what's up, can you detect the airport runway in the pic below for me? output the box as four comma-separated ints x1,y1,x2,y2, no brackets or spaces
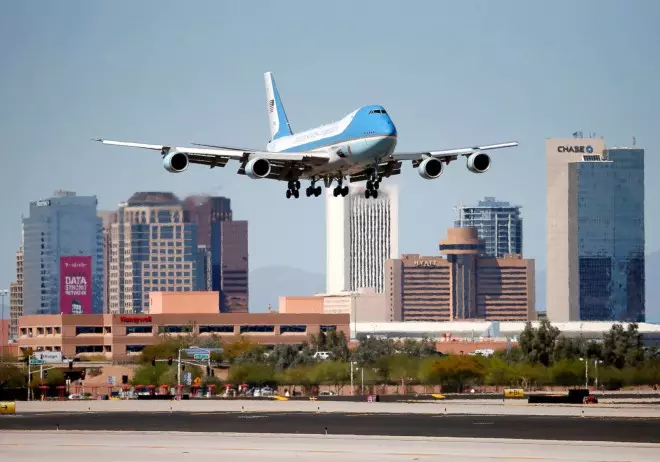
1,431,659,462
12,399,660,417
1,411,659,443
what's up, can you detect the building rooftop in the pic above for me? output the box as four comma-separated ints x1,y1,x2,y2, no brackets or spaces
125,192,180,206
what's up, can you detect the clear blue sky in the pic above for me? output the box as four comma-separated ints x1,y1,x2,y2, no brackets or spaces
1,1,658,318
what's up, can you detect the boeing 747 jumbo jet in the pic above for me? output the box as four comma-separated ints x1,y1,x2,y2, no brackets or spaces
96,72,518,199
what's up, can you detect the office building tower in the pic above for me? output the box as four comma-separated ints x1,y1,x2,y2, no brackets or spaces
546,138,645,322
219,220,249,312
326,184,399,294
184,195,249,312
9,246,24,341
22,191,104,316
98,210,118,313
386,228,535,322
454,197,523,258
183,196,232,247
108,192,200,314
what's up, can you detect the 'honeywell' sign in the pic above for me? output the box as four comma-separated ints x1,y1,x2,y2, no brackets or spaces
120,315,152,323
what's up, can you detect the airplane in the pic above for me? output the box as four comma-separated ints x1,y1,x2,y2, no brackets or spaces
96,72,518,199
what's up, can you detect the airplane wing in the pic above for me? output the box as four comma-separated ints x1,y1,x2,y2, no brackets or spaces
94,139,329,181
389,141,519,163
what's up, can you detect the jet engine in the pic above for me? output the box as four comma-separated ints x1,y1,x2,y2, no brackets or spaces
466,152,491,173
163,151,189,173
245,158,271,179
417,157,444,179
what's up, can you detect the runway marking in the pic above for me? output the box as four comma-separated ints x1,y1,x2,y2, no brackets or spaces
0,441,641,460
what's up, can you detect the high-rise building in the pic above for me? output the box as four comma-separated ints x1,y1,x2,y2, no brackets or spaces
184,195,249,312
219,220,249,312
546,137,645,322
385,228,535,322
326,184,399,294
98,210,118,313
108,192,200,314
454,197,523,258
22,191,104,316
9,246,24,341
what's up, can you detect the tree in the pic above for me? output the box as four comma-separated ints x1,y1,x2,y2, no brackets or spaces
602,323,644,369
519,320,560,366
419,355,486,392
0,363,26,388
353,337,396,365
229,363,275,386
396,338,437,358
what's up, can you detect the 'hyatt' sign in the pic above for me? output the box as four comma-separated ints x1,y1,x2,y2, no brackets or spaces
557,145,594,153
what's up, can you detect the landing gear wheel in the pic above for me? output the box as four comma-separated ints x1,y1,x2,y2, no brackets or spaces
315,186,322,197
373,181,380,190
286,190,292,199
365,189,371,199
333,186,340,197
341,186,349,197
366,180,373,190
293,189,299,198
372,189,378,199
295,180,301,189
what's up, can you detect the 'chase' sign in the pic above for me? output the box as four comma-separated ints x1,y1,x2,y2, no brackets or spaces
557,145,594,153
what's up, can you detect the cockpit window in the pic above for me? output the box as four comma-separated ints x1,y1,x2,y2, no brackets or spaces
369,109,387,114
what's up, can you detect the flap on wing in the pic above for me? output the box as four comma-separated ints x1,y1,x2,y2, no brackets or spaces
391,142,519,162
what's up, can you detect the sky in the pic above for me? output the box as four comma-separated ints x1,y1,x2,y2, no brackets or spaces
1,0,659,318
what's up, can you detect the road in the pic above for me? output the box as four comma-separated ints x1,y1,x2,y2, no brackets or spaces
1,411,659,443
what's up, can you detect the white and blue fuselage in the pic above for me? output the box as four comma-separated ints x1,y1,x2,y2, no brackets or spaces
263,73,397,178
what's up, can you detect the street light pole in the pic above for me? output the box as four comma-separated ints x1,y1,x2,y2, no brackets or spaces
0,289,8,359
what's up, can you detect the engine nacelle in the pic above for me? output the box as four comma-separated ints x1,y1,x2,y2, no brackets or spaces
245,157,271,179
417,157,444,179
466,152,491,173
163,151,189,173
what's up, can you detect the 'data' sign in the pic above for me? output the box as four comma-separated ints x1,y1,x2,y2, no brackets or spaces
120,316,152,323
60,256,92,314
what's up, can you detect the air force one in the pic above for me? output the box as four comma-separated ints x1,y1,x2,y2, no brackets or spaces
96,72,518,199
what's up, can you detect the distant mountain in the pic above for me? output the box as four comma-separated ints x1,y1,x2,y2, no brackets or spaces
249,266,325,313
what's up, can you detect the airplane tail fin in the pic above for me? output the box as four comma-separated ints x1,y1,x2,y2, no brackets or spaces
264,72,293,140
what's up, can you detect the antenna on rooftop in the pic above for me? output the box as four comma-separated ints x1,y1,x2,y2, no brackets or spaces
633,136,636,146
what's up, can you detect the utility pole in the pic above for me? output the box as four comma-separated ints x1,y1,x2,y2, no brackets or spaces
177,348,182,387
361,367,364,395
0,289,8,358
27,358,31,401
350,362,354,395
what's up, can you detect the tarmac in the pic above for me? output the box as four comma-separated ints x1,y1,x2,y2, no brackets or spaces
1,431,659,462
10,398,660,418
2,410,660,443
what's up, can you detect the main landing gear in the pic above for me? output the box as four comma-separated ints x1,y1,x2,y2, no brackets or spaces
285,180,300,199
364,173,382,199
305,181,322,197
333,179,349,197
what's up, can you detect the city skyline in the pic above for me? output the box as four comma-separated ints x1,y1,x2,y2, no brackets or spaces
1,1,659,321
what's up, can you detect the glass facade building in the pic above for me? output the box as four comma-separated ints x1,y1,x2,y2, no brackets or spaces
108,192,201,314
22,191,104,315
454,197,523,258
546,138,645,322
573,148,645,321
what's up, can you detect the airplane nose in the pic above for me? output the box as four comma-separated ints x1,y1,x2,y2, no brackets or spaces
386,120,397,137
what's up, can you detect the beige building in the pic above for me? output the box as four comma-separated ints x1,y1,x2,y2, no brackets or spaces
149,291,220,314
278,296,325,314
386,228,535,322
9,246,24,341
18,311,350,360
279,289,389,328
108,193,201,314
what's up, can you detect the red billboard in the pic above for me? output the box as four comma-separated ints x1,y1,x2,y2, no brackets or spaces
60,256,93,314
